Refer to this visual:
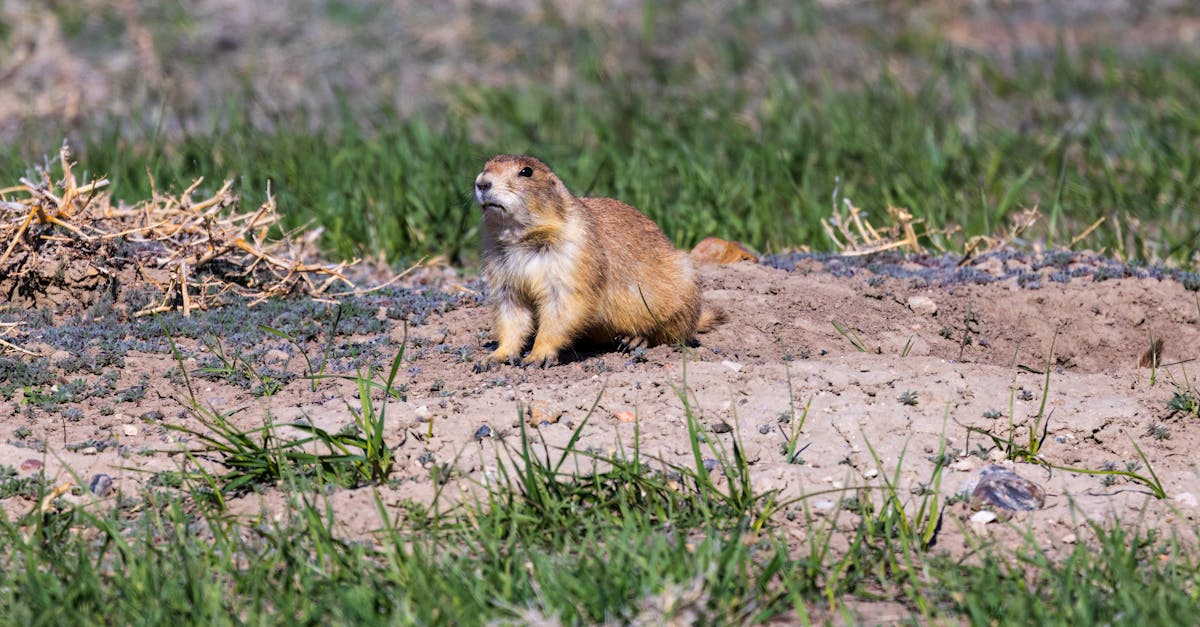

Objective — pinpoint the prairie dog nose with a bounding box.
[475,177,492,192]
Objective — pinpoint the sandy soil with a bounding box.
[3,253,1198,559]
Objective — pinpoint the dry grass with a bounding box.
[0,143,357,318]
[822,197,961,256]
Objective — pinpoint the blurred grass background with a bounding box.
[2,0,1198,267]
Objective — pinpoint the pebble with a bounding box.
[414,405,432,421]
[20,459,43,472]
[970,510,997,524]
[721,360,744,373]
[473,425,492,441]
[80,447,99,456]
[123,425,139,437]
[710,421,733,434]
[526,403,563,426]
[863,468,879,479]
[907,295,938,316]
[1060,533,1078,544]
[139,410,164,422]
[1174,492,1198,508]
[702,458,719,472]
[971,465,1046,511]
[88,474,113,497]
[615,411,637,423]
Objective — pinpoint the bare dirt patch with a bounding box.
[3,253,1198,557]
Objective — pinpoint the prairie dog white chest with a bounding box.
[486,221,586,305]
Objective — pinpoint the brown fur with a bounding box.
[474,154,725,366]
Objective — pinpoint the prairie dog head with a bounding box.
[474,155,569,229]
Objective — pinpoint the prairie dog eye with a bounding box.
[518,166,533,177]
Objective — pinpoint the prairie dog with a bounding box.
[474,154,725,367]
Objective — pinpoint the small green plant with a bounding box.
[1157,362,1198,418]
[195,336,289,396]
[259,304,343,392]
[957,304,979,361]
[0,465,46,500]
[832,321,867,352]
[294,338,408,484]
[161,319,405,500]
[1166,388,1198,419]
[862,430,946,552]
[778,366,811,465]
[963,339,1055,463]
[958,336,1167,499]
[1051,438,1167,499]
[1147,422,1171,441]
[898,390,919,406]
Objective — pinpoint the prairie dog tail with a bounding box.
[696,306,728,334]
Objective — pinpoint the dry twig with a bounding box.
[823,198,957,256]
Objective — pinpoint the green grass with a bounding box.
[5,44,1200,267]
[2,397,1197,624]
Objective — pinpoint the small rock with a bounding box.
[1060,533,1078,544]
[971,465,1046,511]
[863,468,879,479]
[710,421,733,434]
[122,425,139,437]
[971,510,997,524]
[907,295,938,316]
[88,474,113,497]
[20,459,43,472]
[139,410,164,422]
[721,360,744,373]
[702,458,719,472]
[473,425,492,441]
[80,447,99,456]
[615,411,637,423]
[1174,492,1198,508]
[812,499,836,512]
[526,403,563,427]
[414,405,432,421]
[758,424,772,435]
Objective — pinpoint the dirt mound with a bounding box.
[749,250,1200,373]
